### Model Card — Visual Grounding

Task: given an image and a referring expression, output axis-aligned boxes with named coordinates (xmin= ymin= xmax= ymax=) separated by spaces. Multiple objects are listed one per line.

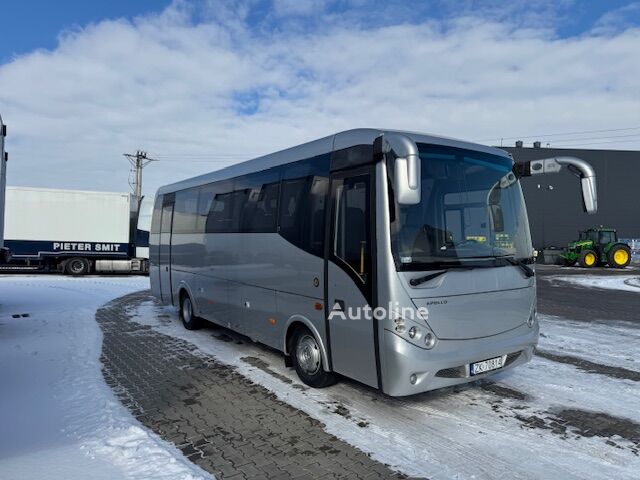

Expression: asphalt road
xmin=536 ymin=264 xmax=640 ymax=323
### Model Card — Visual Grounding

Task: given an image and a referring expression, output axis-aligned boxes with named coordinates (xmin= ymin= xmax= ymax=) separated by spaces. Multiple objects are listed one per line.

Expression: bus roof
xmin=157 ymin=128 xmax=510 ymax=195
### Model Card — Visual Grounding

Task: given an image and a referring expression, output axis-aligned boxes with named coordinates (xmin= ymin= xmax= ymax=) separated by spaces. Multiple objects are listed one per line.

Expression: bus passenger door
xmin=159 ymin=193 xmax=175 ymax=304
xmin=327 ymin=168 xmax=380 ymax=389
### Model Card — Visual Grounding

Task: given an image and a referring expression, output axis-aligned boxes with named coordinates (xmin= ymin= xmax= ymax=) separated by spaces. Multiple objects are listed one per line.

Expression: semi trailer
xmin=2 ymin=186 xmax=151 ymax=275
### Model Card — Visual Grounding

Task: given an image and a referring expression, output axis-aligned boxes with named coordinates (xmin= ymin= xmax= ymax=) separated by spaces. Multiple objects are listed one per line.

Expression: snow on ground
xmin=551 ymin=274 xmax=640 ymax=292
xmin=129 ymin=300 xmax=640 ymax=480
xmin=538 ymin=314 xmax=640 ymax=371
xmin=3 ymin=275 xmax=638 ymax=480
xmin=0 ymin=276 xmax=211 ymax=480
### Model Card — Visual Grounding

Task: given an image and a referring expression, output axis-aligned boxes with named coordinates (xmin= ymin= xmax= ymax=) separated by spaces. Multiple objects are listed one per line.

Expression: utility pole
xmin=123 ymin=150 xmax=157 ymax=203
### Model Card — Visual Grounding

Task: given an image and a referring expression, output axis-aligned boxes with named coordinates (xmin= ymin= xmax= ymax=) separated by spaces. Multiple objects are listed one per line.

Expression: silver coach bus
xmin=150 ymin=129 xmax=596 ymax=396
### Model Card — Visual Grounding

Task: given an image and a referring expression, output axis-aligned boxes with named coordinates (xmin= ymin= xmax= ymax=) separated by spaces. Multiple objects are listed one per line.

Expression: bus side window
xmin=151 ymin=195 xmax=163 ymax=234
xmin=205 ymin=181 xmax=236 ymax=233
xmin=278 ymin=175 xmax=328 ymax=257
xmin=279 ymin=178 xmax=307 ymax=245
xmin=196 ymin=185 xmax=215 ymax=233
xmin=239 ymin=170 xmax=280 ymax=232
xmin=307 ymin=176 xmax=328 ymax=256
xmin=173 ymin=188 xmax=199 ymax=233
xmin=334 ymin=177 xmax=370 ymax=282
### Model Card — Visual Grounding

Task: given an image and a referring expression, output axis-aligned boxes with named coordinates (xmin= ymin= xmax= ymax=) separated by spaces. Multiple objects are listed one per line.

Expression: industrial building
xmin=503 ymin=144 xmax=640 ymax=257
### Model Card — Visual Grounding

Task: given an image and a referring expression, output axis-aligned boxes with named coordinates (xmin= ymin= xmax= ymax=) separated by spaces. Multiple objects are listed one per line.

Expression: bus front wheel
xmin=291 ymin=327 xmax=336 ymax=388
xmin=180 ymin=293 xmax=202 ymax=330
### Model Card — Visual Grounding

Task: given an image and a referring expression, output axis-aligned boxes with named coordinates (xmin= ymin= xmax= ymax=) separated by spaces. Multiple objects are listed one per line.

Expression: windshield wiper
xmin=503 ymin=257 xmax=535 ymax=278
xmin=409 ymin=264 xmax=477 ymax=286
xmin=408 ymin=257 xmax=534 ymax=286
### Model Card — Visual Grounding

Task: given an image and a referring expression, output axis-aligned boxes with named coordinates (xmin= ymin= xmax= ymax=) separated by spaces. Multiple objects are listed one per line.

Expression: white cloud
xmin=0 ymin=1 xmax=639 ymax=196
xmin=593 ymin=1 xmax=640 ymax=35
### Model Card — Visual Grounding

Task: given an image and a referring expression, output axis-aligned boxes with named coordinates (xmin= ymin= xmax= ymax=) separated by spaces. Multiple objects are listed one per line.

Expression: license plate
xmin=470 ymin=355 xmax=506 ymax=376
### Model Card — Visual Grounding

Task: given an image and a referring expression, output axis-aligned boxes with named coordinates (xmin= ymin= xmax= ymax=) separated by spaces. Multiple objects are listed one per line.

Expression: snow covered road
xmin=127 ymin=294 xmax=640 ymax=479
xmin=549 ymin=274 xmax=640 ymax=293
xmin=0 ymin=276 xmax=211 ymax=480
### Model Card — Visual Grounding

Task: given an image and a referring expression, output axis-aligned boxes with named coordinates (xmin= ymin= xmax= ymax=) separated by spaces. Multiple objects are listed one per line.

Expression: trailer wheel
xmin=578 ymin=250 xmax=597 ymax=268
xmin=608 ymin=244 xmax=631 ymax=268
xmin=65 ymin=257 xmax=90 ymax=276
xmin=180 ymin=292 xmax=202 ymax=330
xmin=291 ymin=327 xmax=336 ymax=388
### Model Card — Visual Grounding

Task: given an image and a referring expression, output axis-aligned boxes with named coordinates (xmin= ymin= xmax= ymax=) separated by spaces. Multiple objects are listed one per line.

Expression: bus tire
xmin=180 ymin=292 xmax=202 ymax=330
xmin=291 ymin=327 xmax=337 ymax=388
xmin=65 ymin=257 xmax=90 ymax=276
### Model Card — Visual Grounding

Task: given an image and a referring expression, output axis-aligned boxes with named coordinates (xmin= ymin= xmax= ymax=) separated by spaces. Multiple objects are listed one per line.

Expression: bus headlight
xmin=424 ymin=331 xmax=437 ymax=349
xmin=527 ymin=308 xmax=537 ymax=327
xmin=408 ymin=326 xmax=419 ymax=339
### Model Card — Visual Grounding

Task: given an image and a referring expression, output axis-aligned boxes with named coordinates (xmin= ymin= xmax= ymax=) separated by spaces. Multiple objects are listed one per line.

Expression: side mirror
xmin=580 ymin=176 xmax=597 ymax=215
xmin=377 ymin=133 xmax=421 ymax=205
xmin=394 ymin=154 xmax=421 ymax=204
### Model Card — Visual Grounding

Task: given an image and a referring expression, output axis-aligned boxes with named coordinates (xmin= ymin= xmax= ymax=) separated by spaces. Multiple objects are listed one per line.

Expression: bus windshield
xmin=391 ymin=143 xmax=533 ymax=269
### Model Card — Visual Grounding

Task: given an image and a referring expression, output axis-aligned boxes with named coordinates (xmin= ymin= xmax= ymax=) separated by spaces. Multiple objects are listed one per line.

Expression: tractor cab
xmin=580 ymin=228 xmax=616 ymax=245
xmin=562 ymin=227 xmax=631 ymax=268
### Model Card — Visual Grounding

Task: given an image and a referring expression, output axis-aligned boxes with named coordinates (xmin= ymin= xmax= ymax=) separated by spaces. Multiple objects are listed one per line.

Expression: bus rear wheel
xmin=180 ymin=293 xmax=202 ymax=330
xmin=291 ymin=327 xmax=336 ymax=388
xmin=65 ymin=257 xmax=90 ymax=276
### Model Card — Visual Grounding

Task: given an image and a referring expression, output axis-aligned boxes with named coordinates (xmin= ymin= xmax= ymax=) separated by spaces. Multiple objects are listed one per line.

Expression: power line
xmin=154 ymin=158 xmax=246 ymax=164
xmin=548 ymin=138 xmax=640 ymax=148
xmin=549 ymin=133 xmax=640 ymax=144
xmin=476 ymin=125 xmax=640 ymax=143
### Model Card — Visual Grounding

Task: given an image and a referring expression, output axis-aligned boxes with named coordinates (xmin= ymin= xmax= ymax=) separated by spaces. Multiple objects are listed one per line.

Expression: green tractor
xmin=561 ymin=228 xmax=632 ymax=268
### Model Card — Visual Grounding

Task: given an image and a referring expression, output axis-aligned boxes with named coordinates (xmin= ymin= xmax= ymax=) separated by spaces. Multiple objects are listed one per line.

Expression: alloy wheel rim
xmin=296 ymin=334 xmax=321 ymax=375
xmin=183 ymin=298 xmax=192 ymax=322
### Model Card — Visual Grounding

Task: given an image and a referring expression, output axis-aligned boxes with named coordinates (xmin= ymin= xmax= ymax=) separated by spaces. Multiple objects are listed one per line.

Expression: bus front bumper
xmin=380 ymin=322 xmax=538 ymax=397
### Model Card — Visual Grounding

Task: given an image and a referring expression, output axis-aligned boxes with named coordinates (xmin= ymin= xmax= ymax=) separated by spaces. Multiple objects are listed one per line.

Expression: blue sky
xmin=3 ymin=0 xmax=639 ymax=62
xmin=1 ymin=1 xmax=172 ymax=62
xmin=0 ymin=1 xmax=639 ymax=193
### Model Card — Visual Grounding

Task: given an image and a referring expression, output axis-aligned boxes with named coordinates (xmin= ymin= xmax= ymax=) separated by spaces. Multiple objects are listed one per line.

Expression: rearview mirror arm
xmin=514 ymin=156 xmax=598 ymax=214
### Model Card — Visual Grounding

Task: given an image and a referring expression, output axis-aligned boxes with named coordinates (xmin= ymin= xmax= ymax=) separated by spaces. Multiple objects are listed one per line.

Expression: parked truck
xmin=2 ymin=186 xmax=150 ymax=274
